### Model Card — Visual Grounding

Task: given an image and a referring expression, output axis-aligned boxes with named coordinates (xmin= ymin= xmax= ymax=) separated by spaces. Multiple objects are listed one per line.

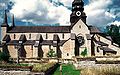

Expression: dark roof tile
xmin=19 ymin=34 xmax=27 ymax=43
xmin=100 ymin=47 xmax=117 ymax=54
xmin=7 ymin=40 xmax=19 ymax=45
xmin=8 ymin=26 xmax=70 ymax=33
xmin=2 ymin=35 xmax=11 ymax=43
xmin=93 ymin=38 xmax=108 ymax=46
xmin=23 ymin=40 xmax=35 ymax=45
xmin=89 ymin=26 xmax=102 ymax=34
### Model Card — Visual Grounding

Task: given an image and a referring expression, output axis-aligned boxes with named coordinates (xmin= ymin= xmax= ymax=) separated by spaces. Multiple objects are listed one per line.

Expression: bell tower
xmin=70 ymin=0 xmax=87 ymax=24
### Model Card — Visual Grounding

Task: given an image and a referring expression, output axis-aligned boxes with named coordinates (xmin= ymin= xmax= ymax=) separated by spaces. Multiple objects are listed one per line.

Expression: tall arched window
xmin=29 ymin=34 xmax=31 ymax=39
xmin=62 ymin=33 xmax=64 ymax=39
xmin=46 ymin=33 xmax=48 ymax=39
xmin=14 ymin=34 xmax=16 ymax=39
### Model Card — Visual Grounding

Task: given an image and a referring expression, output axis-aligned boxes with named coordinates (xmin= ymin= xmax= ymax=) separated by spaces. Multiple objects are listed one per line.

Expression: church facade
xmin=1 ymin=0 xmax=120 ymax=60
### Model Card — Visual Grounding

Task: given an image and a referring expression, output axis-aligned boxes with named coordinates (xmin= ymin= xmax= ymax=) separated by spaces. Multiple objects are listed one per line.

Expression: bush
xmin=81 ymin=47 xmax=87 ymax=57
xmin=47 ymin=49 xmax=56 ymax=57
xmin=0 ymin=52 xmax=10 ymax=62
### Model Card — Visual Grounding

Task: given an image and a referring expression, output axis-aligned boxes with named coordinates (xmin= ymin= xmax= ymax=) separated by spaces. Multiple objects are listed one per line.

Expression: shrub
xmin=81 ymin=47 xmax=87 ymax=57
xmin=47 ymin=49 xmax=56 ymax=57
xmin=0 ymin=52 xmax=10 ymax=62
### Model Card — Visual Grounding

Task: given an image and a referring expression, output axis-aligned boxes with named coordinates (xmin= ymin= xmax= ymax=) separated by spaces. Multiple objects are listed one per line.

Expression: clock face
xmin=77 ymin=36 xmax=85 ymax=46
xmin=76 ymin=11 xmax=81 ymax=16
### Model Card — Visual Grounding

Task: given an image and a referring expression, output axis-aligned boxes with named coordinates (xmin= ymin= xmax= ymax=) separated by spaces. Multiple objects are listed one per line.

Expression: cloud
xmin=9 ymin=0 xmax=120 ymax=27
xmin=59 ymin=0 xmax=72 ymax=6
xmin=10 ymin=0 xmax=71 ymax=25
xmin=84 ymin=0 xmax=116 ymax=27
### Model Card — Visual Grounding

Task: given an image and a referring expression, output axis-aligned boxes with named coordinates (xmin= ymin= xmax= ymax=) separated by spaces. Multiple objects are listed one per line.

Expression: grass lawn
xmin=53 ymin=64 xmax=80 ymax=75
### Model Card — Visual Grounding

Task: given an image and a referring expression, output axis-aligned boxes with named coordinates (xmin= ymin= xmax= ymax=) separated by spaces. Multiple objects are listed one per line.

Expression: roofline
xmin=8 ymin=26 xmax=71 ymax=33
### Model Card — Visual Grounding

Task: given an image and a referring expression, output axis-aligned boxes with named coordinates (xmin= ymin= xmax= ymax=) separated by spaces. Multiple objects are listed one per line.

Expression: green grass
xmin=53 ymin=64 xmax=80 ymax=75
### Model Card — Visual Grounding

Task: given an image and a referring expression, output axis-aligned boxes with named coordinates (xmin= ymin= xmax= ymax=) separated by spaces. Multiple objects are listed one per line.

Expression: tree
xmin=0 ymin=52 xmax=10 ymax=62
xmin=81 ymin=48 xmax=87 ymax=57
xmin=47 ymin=49 xmax=56 ymax=57
xmin=106 ymin=25 xmax=120 ymax=47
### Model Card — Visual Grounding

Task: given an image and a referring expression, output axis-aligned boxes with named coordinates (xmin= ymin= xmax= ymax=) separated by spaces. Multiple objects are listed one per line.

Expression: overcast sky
xmin=0 ymin=0 xmax=120 ymax=27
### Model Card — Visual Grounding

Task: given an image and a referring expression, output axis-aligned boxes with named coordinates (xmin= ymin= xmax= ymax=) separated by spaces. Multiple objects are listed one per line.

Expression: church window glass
xmin=62 ymin=33 xmax=64 ymax=39
xmin=14 ymin=34 xmax=16 ymax=39
xmin=46 ymin=33 xmax=48 ymax=39
xmin=29 ymin=34 xmax=31 ymax=39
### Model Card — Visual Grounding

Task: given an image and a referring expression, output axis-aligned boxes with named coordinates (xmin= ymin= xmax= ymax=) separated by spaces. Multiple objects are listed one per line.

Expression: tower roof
xmin=72 ymin=0 xmax=84 ymax=6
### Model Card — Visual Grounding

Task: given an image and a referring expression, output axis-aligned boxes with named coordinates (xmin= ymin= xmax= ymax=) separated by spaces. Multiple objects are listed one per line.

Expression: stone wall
xmin=24 ymin=45 xmax=33 ymax=58
xmin=62 ymin=39 xmax=72 ymax=59
xmin=8 ymin=45 xmax=17 ymax=58
xmin=75 ymin=57 xmax=120 ymax=69
xmin=1 ymin=27 xmax=7 ymax=41
xmin=0 ymin=71 xmax=30 ymax=75
xmin=42 ymin=45 xmax=50 ymax=58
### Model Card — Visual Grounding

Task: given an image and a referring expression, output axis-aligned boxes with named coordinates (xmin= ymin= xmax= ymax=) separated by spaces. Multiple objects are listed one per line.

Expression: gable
xmin=71 ymin=19 xmax=90 ymax=36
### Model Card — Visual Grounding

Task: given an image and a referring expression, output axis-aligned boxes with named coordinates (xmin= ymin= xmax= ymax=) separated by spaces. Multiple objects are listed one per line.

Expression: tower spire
xmin=72 ymin=0 xmax=84 ymax=12
xmin=12 ymin=14 xmax=15 ymax=27
xmin=3 ymin=10 xmax=8 ymax=24
xmin=1 ymin=10 xmax=8 ymax=27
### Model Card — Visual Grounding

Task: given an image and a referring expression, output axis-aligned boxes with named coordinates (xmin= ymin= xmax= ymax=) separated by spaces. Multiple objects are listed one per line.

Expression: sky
xmin=0 ymin=0 xmax=120 ymax=27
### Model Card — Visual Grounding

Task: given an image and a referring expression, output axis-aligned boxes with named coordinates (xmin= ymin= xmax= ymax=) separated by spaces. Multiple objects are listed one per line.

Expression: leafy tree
xmin=0 ymin=52 xmax=10 ymax=62
xmin=47 ymin=49 xmax=56 ymax=57
xmin=106 ymin=25 xmax=120 ymax=47
xmin=81 ymin=48 xmax=87 ymax=57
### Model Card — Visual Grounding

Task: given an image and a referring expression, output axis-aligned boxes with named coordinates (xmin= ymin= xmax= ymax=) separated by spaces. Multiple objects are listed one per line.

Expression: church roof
xmin=88 ymin=26 xmax=102 ymax=34
xmin=2 ymin=35 xmax=11 ymax=42
xmin=93 ymin=38 xmax=108 ymax=46
xmin=24 ymin=40 xmax=35 ymax=45
xmin=100 ymin=47 xmax=117 ymax=54
xmin=7 ymin=40 xmax=19 ymax=45
xmin=8 ymin=26 xmax=71 ymax=33
xmin=19 ymin=34 xmax=27 ymax=43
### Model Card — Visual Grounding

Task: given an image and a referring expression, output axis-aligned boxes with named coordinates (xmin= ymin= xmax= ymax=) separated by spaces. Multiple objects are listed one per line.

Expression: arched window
xmin=46 ymin=33 xmax=48 ymax=39
xmin=14 ymin=34 xmax=16 ymax=39
xmin=29 ymin=34 xmax=31 ymax=39
xmin=62 ymin=33 xmax=64 ymax=39
xmin=31 ymin=45 xmax=33 ymax=50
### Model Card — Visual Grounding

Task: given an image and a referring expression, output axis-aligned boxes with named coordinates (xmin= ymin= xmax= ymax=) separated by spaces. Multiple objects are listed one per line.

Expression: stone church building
xmin=1 ymin=0 xmax=120 ymax=60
